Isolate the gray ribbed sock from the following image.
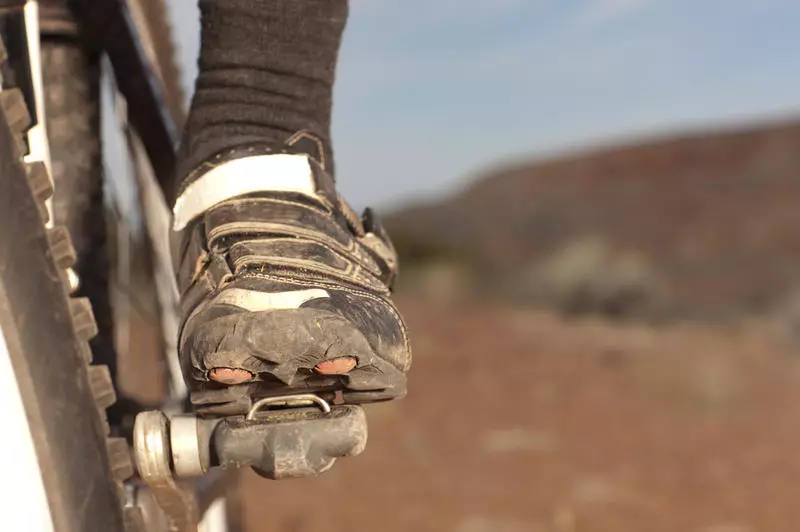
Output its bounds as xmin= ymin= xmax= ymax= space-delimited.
xmin=177 ymin=0 xmax=348 ymax=187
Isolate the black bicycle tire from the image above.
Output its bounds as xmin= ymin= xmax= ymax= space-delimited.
xmin=0 ymin=39 xmax=137 ymax=532
xmin=41 ymin=35 xmax=120 ymax=390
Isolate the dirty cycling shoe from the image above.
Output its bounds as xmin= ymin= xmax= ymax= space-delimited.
xmin=172 ymin=132 xmax=411 ymax=414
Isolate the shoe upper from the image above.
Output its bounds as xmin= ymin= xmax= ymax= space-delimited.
xmin=170 ymin=132 xmax=410 ymax=400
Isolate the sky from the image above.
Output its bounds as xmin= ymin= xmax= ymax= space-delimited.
xmin=167 ymin=0 xmax=800 ymax=209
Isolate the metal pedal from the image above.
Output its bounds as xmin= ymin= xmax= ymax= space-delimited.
xmin=133 ymin=395 xmax=368 ymax=530
xmin=214 ymin=396 xmax=368 ymax=480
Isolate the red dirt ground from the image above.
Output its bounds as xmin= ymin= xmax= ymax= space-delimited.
xmin=233 ymin=297 xmax=800 ymax=532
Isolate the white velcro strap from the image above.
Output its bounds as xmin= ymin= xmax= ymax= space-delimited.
xmin=207 ymin=287 xmax=329 ymax=312
xmin=173 ymin=154 xmax=317 ymax=231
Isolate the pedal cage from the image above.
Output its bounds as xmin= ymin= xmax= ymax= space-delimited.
xmin=132 ymin=395 xmax=368 ymax=530
xmin=215 ymin=402 xmax=368 ymax=479
xmin=135 ymin=394 xmax=367 ymax=481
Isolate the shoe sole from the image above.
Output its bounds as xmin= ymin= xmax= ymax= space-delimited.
xmin=189 ymin=366 xmax=407 ymax=416
xmin=181 ymin=306 xmax=409 ymax=415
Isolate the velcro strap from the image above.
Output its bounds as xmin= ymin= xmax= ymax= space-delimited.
xmin=173 ymin=153 xmax=335 ymax=231
xmin=205 ymin=197 xmax=346 ymax=247
xmin=229 ymin=239 xmax=388 ymax=293
xmin=203 ymin=197 xmax=390 ymax=279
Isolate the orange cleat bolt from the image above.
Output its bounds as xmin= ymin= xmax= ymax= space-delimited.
xmin=314 ymin=357 xmax=357 ymax=375
xmin=209 ymin=367 xmax=254 ymax=385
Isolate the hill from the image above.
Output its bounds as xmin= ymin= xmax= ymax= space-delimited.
xmin=387 ymin=119 xmax=800 ymax=320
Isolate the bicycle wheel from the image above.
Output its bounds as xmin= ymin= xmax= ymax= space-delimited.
xmin=0 ymin=38 xmax=135 ymax=532
xmin=40 ymin=0 xmax=187 ymax=416
xmin=41 ymin=32 xmax=120 ymax=387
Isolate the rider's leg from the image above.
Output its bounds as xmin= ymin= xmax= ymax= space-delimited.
xmin=177 ymin=0 xmax=345 ymax=179
xmin=172 ymin=0 xmax=410 ymax=411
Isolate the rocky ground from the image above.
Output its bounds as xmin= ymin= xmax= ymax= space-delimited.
xmin=232 ymin=296 xmax=800 ymax=532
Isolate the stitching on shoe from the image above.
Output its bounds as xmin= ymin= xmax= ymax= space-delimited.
xmin=286 ymin=130 xmax=326 ymax=170
xmin=207 ymin=195 xmax=331 ymax=220
xmin=203 ymin=196 xmax=388 ymax=275
xmin=235 ymin=258 xmax=384 ymax=294
xmin=211 ymin=222 xmax=384 ymax=276
xmin=191 ymin=251 xmax=209 ymax=284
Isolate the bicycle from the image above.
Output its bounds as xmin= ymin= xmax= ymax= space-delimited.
xmin=0 ymin=2 xmax=368 ymax=530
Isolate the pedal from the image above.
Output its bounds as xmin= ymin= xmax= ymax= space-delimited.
xmin=133 ymin=395 xmax=367 ymax=530
xmin=134 ymin=394 xmax=367 ymax=482
xmin=213 ymin=396 xmax=368 ymax=479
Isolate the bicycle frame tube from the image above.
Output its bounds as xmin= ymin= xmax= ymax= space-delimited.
xmin=0 ymin=290 xmax=55 ymax=532
xmin=68 ymin=0 xmax=180 ymax=204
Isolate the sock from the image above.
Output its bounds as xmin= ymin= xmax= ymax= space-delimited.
xmin=177 ymin=0 xmax=348 ymax=189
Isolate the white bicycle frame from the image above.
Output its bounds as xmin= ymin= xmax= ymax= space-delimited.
xmin=0 ymin=301 xmax=55 ymax=532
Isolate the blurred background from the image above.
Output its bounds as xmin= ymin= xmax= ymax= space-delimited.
xmin=152 ymin=1 xmax=800 ymax=530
